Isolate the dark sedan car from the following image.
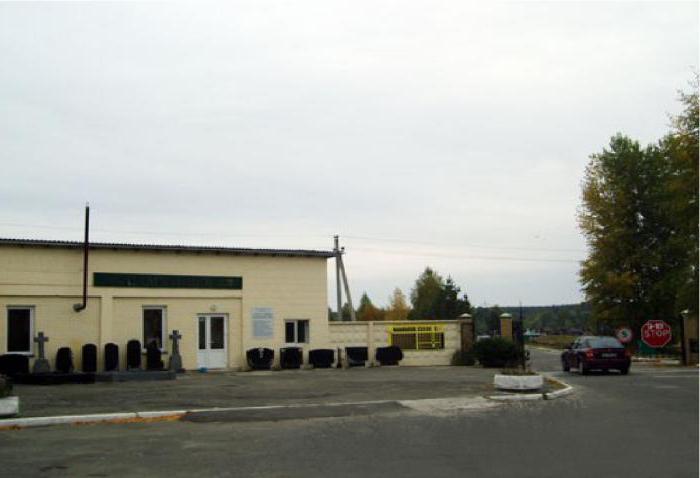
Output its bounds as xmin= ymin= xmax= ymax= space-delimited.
xmin=561 ymin=336 xmax=631 ymax=375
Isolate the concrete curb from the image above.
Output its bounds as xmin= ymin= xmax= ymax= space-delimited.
xmin=487 ymin=375 xmax=574 ymax=402
xmin=0 ymin=399 xmax=416 ymax=430
xmin=0 ymin=377 xmax=575 ymax=430
xmin=0 ymin=410 xmax=187 ymax=430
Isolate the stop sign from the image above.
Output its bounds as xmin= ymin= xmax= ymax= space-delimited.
xmin=641 ymin=320 xmax=672 ymax=348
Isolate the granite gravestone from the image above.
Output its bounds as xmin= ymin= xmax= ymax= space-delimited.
xmin=168 ymin=330 xmax=184 ymax=373
xmin=145 ymin=339 xmax=164 ymax=371
xmin=280 ymin=347 xmax=302 ymax=369
xmin=104 ymin=343 xmax=119 ymax=372
xmin=126 ymin=340 xmax=142 ymax=370
xmin=82 ymin=344 xmax=97 ymax=373
xmin=32 ymin=332 xmax=51 ymax=374
xmin=246 ymin=348 xmax=274 ymax=370
xmin=0 ymin=354 xmax=29 ymax=377
xmin=375 ymin=345 xmax=403 ymax=366
xmin=345 ymin=347 xmax=368 ymax=367
xmin=309 ymin=349 xmax=334 ymax=368
xmin=55 ymin=347 xmax=74 ymax=374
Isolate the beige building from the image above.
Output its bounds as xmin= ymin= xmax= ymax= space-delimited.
xmin=0 ymin=238 xmax=333 ymax=371
xmin=0 ymin=238 xmax=470 ymax=372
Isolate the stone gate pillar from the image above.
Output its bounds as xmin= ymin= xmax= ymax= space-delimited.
xmin=458 ymin=313 xmax=474 ymax=352
xmin=499 ymin=313 xmax=513 ymax=341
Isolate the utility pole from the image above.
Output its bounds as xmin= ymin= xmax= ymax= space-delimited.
xmin=334 ymin=235 xmax=342 ymax=321
xmin=338 ymin=252 xmax=356 ymax=322
xmin=333 ymin=235 xmax=356 ymax=321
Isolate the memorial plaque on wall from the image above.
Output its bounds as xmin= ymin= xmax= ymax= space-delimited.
xmin=252 ymin=307 xmax=274 ymax=338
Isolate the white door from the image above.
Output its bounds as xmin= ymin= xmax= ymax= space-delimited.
xmin=197 ymin=315 xmax=228 ymax=369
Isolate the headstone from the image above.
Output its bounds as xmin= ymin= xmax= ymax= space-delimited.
xmin=345 ymin=347 xmax=368 ymax=367
xmin=375 ymin=345 xmax=403 ymax=366
xmin=168 ymin=330 xmax=184 ymax=373
xmin=82 ymin=344 xmax=97 ymax=373
xmin=246 ymin=348 xmax=274 ymax=370
xmin=0 ymin=374 xmax=12 ymax=398
xmin=0 ymin=354 xmax=29 ymax=377
xmin=309 ymin=349 xmax=334 ymax=368
xmin=32 ymin=332 xmax=51 ymax=374
xmin=126 ymin=340 xmax=142 ymax=370
xmin=104 ymin=343 xmax=119 ymax=372
xmin=146 ymin=339 xmax=164 ymax=371
xmin=55 ymin=347 xmax=74 ymax=374
xmin=280 ymin=347 xmax=302 ymax=369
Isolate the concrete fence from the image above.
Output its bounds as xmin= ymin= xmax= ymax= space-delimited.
xmin=329 ymin=319 xmax=471 ymax=366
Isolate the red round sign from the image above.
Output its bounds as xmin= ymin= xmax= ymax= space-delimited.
xmin=641 ymin=320 xmax=672 ymax=348
xmin=615 ymin=326 xmax=634 ymax=344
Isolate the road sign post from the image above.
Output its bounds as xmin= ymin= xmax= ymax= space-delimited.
xmin=641 ymin=320 xmax=672 ymax=349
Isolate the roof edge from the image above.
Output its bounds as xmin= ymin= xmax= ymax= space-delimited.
xmin=0 ymin=238 xmax=336 ymax=258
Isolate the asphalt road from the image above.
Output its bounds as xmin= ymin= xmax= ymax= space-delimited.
xmin=1 ymin=349 xmax=697 ymax=478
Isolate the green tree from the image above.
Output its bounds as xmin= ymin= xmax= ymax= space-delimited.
xmin=660 ymin=78 xmax=699 ymax=315
xmin=579 ymin=134 xmax=676 ymax=330
xmin=409 ymin=267 xmax=444 ymax=320
xmin=409 ymin=267 xmax=473 ymax=320
xmin=436 ymin=277 xmax=472 ymax=319
xmin=578 ymin=78 xmax=700 ymax=332
xmin=341 ymin=302 xmax=353 ymax=321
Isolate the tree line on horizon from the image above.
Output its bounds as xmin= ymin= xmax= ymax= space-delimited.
xmin=328 ymin=267 xmax=594 ymax=334
xmin=328 ymin=267 xmax=472 ymax=322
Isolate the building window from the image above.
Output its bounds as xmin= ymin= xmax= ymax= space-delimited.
xmin=143 ymin=306 xmax=166 ymax=351
xmin=285 ymin=320 xmax=309 ymax=344
xmin=7 ymin=307 xmax=34 ymax=354
xmin=389 ymin=324 xmax=445 ymax=350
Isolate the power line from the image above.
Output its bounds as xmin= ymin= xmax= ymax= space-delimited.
xmin=0 ymin=221 xmax=585 ymax=262
xmin=343 ymin=234 xmax=586 ymax=254
xmin=349 ymin=246 xmax=582 ymax=264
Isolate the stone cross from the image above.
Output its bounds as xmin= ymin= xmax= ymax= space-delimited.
xmin=32 ymin=332 xmax=51 ymax=374
xmin=34 ymin=332 xmax=49 ymax=359
xmin=168 ymin=330 xmax=184 ymax=373
xmin=169 ymin=330 xmax=182 ymax=354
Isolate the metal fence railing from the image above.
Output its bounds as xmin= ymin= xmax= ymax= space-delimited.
xmin=388 ymin=324 xmax=445 ymax=350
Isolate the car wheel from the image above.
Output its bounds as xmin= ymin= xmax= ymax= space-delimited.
xmin=578 ymin=360 xmax=588 ymax=375
xmin=562 ymin=359 xmax=570 ymax=372
xmin=620 ymin=367 xmax=629 ymax=375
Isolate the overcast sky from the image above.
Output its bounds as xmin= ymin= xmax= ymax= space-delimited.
xmin=0 ymin=2 xmax=697 ymax=308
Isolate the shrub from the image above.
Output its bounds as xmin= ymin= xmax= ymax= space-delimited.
xmin=452 ymin=350 xmax=476 ymax=366
xmin=473 ymin=338 xmax=519 ymax=368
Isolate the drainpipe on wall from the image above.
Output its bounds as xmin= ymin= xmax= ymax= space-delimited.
xmin=73 ymin=203 xmax=90 ymax=312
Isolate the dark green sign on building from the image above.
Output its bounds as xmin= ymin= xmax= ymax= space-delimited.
xmin=94 ymin=272 xmax=242 ymax=290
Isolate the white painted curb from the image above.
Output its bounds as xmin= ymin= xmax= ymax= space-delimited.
xmin=489 ymin=392 xmax=544 ymax=401
xmin=494 ymin=374 xmax=544 ymax=391
xmin=488 ymin=375 xmax=574 ymax=402
xmin=544 ymin=385 xmax=574 ymax=400
xmin=0 ymin=396 xmax=19 ymax=417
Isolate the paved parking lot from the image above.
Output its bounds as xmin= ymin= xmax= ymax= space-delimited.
xmin=11 ymin=365 xmax=495 ymax=417
xmin=1 ymin=350 xmax=696 ymax=478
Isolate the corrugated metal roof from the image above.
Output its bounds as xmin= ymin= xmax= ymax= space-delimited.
xmin=0 ymin=237 xmax=336 ymax=258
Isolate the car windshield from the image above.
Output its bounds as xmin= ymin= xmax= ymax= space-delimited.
xmin=589 ymin=337 xmax=623 ymax=348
